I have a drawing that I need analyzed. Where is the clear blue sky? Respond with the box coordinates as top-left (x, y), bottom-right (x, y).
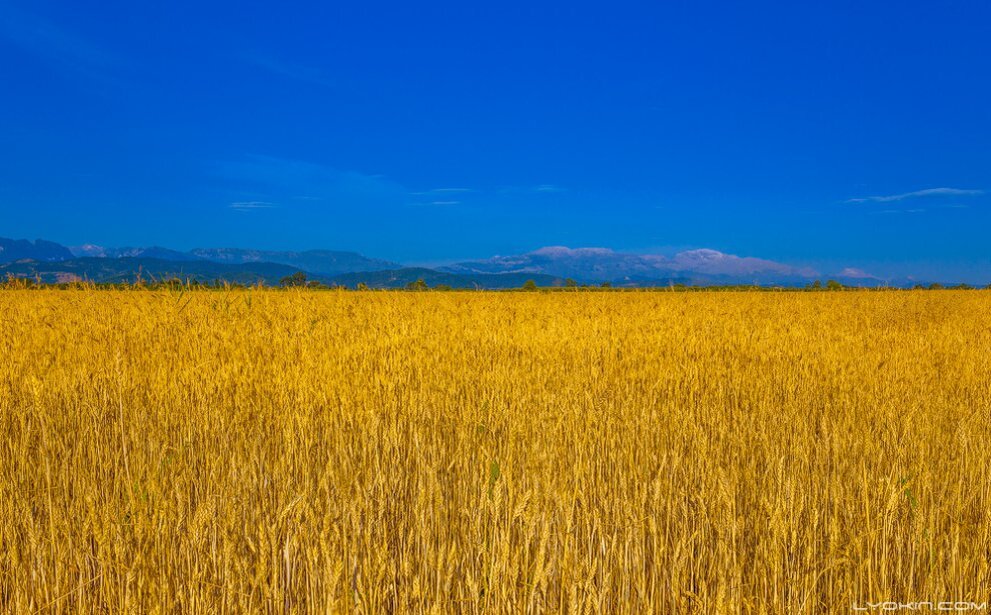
top-left (1, 0), bottom-right (989, 280)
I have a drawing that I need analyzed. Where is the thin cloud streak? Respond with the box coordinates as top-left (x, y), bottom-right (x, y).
top-left (229, 201), bottom-right (276, 211)
top-left (876, 208), bottom-right (925, 214)
top-left (847, 187), bottom-right (983, 203)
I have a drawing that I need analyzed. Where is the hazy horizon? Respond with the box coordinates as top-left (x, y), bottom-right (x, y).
top-left (5, 235), bottom-right (991, 284)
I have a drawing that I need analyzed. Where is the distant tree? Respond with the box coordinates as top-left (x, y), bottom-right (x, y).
top-left (810, 280), bottom-right (823, 290)
top-left (913, 284), bottom-right (926, 290)
top-left (406, 278), bottom-right (428, 291)
top-left (928, 282), bottom-right (944, 290)
top-left (600, 281), bottom-right (612, 288)
top-left (433, 284), bottom-right (453, 291)
top-left (280, 271), bottom-right (308, 287)
top-left (564, 278), bottom-right (578, 288)
top-left (826, 280), bottom-right (843, 291)
top-left (356, 282), bottom-right (370, 291)
top-left (522, 280), bottom-right (538, 291)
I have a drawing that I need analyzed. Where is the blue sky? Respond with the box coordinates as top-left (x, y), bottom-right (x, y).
top-left (1, 0), bottom-right (989, 280)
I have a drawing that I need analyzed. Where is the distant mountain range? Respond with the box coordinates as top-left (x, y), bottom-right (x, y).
top-left (0, 236), bottom-right (925, 288)
top-left (441, 246), bottom-right (885, 287)
top-left (68, 244), bottom-right (397, 275)
top-left (69, 245), bottom-right (203, 261)
top-left (188, 248), bottom-right (400, 274)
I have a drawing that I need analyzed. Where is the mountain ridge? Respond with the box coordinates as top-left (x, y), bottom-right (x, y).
top-left (0, 236), bottom-right (948, 287)
top-left (189, 248), bottom-right (399, 275)
top-left (63, 243), bottom-right (400, 275)
top-left (0, 238), bottom-right (74, 263)
top-left (441, 246), bottom-right (822, 285)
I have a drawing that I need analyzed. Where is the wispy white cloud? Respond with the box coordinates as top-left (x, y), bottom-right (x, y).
top-left (212, 155), bottom-right (407, 209)
top-left (837, 267), bottom-right (878, 280)
top-left (406, 187), bottom-right (475, 206)
top-left (229, 201), bottom-right (276, 211)
top-left (411, 185), bottom-right (564, 198)
top-left (847, 187), bottom-right (983, 203)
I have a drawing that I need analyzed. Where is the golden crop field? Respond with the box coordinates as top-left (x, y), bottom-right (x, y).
top-left (1, 289), bottom-right (990, 614)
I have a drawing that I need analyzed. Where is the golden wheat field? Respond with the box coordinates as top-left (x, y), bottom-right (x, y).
top-left (1, 289), bottom-right (990, 614)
